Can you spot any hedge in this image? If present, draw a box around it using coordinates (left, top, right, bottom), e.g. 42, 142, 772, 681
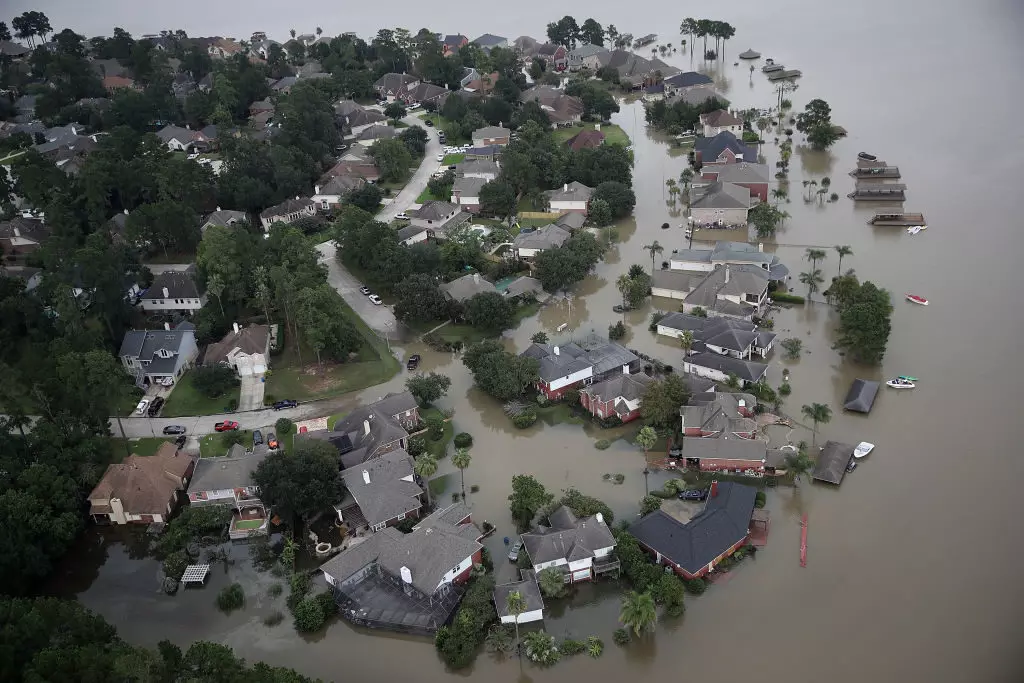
769, 291, 806, 305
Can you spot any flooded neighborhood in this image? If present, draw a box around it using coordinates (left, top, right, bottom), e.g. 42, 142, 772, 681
5, 0, 1024, 682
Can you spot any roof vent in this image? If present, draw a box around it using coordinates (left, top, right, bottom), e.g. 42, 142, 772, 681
400, 566, 412, 584
362, 469, 370, 485
596, 512, 604, 524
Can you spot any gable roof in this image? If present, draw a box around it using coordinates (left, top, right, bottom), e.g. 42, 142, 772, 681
665, 71, 714, 88
694, 131, 757, 162
521, 505, 615, 564
701, 109, 744, 127
683, 265, 771, 313
565, 129, 605, 150
202, 209, 248, 229
357, 124, 397, 141
0, 218, 49, 245
440, 273, 496, 302
512, 223, 571, 251
844, 379, 880, 413
494, 573, 544, 617
473, 126, 510, 140
812, 441, 856, 485
118, 322, 196, 374
453, 176, 487, 196
522, 342, 638, 382
698, 162, 770, 185
568, 43, 608, 59
341, 449, 422, 527
377, 524, 481, 595
629, 481, 755, 575
555, 212, 586, 230
545, 181, 594, 202
672, 85, 728, 107
414, 200, 459, 221
260, 197, 314, 219
327, 392, 418, 467
685, 352, 767, 383
205, 324, 270, 364
454, 159, 499, 176
580, 372, 655, 407
374, 72, 418, 94
188, 449, 268, 494
145, 268, 202, 300
473, 34, 507, 47
89, 443, 193, 515
689, 181, 752, 210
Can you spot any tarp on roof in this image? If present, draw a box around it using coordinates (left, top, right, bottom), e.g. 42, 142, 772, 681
843, 379, 880, 413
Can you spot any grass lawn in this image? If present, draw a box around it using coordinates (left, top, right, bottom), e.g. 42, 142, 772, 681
442, 153, 465, 165
419, 406, 454, 459
416, 187, 445, 203
116, 390, 146, 418
553, 123, 630, 147
536, 402, 587, 427
264, 299, 399, 402
161, 371, 241, 418
199, 431, 253, 458
409, 300, 540, 344
108, 437, 173, 461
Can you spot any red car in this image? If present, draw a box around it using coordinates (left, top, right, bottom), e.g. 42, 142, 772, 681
214, 421, 239, 432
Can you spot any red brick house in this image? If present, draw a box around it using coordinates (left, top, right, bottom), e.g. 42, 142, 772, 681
629, 481, 756, 579
88, 443, 195, 524
521, 341, 640, 400
579, 372, 655, 423
678, 391, 768, 473
441, 34, 469, 57
698, 162, 770, 202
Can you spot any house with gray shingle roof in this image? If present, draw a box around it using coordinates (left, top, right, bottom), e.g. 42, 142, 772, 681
512, 223, 570, 259
471, 126, 511, 147
688, 181, 752, 226
683, 351, 768, 386
700, 109, 744, 137
567, 43, 609, 71
669, 241, 789, 282
411, 200, 470, 237
259, 197, 315, 231
337, 449, 423, 531
440, 272, 496, 303
521, 341, 640, 399
696, 162, 770, 202
472, 34, 508, 51
520, 505, 616, 583
579, 371, 655, 423
494, 571, 545, 624
544, 181, 593, 214
450, 176, 487, 212
373, 72, 420, 100
201, 209, 248, 233
140, 267, 206, 314
657, 311, 776, 356
119, 321, 199, 386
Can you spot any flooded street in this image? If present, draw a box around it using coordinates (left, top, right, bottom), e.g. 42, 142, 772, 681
40, 0, 1024, 680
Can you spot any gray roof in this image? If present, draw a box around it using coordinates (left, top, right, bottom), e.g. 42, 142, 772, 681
555, 212, 586, 230
331, 392, 418, 466
694, 131, 757, 163
472, 126, 510, 140
671, 242, 788, 281
689, 181, 751, 210
454, 159, 500, 176
260, 197, 313, 219
205, 324, 270, 364
188, 450, 268, 494
319, 528, 404, 583
440, 273, 496, 302
677, 435, 766, 463
0, 217, 49, 244
686, 352, 767, 383
397, 224, 427, 242
144, 267, 202, 300
357, 124, 397, 141
701, 109, 743, 127
473, 34, 507, 47
271, 76, 298, 91
118, 323, 195, 375
812, 441, 856, 485
739, 49, 761, 59
319, 174, 365, 195
651, 269, 700, 293
0, 40, 30, 57
373, 391, 419, 417
521, 506, 615, 565
629, 481, 756, 575
568, 43, 608, 59
580, 372, 655, 407
503, 276, 545, 299
684, 265, 770, 312
697, 162, 770, 185
494, 574, 544, 618
545, 181, 594, 202
378, 523, 481, 595
522, 341, 638, 382
512, 224, 570, 251
844, 379, 880, 413
415, 502, 481, 543
665, 71, 714, 88
202, 209, 248, 229
672, 85, 728, 107
340, 449, 422, 527
155, 125, 195, 146
453, 176, 487, 196
414, 200, 460, 222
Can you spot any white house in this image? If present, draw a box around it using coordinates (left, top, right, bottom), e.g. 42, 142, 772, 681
656, 312, 777, 359
520, 506, 617, 583
700, 109, 745, 138
312, 176, 365, 210
567, 43, 608, 71
155, 124, 196, 152
204, 323, 271, 376
544, 181, 593, 215
139, 267, 206, 314
260, 197, 315, 232
119, 321, 200, 386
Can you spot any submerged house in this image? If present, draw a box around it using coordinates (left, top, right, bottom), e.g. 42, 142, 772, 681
520, 506, 618, 583
89, 443, 195, 525
578, 372, 655, 423
520, 341, 640, 400
297, 392, 420, 468
843, 379, 880, 413
335, 449, 423, 533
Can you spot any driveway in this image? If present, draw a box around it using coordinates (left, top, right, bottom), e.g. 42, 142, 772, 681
315, 241, 398, 338
238, 375, 265, 412
375, 112, 443, 222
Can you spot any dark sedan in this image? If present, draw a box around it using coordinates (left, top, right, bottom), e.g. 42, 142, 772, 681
162, 425, 186, 435
406, 354, 421, 371
147, 396, 165, 417
273, 399, 298, 410
678, 488, 709, 501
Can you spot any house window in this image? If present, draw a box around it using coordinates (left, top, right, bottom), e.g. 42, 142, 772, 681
397, 512, 406, 521
372, 522, 385, 531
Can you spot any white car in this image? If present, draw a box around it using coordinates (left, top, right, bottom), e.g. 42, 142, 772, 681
135, 399, 150, 415
395, 212, 410, 221
368, 294, 383, 305
436, 154, 444, 162
187, 152, 199, 160
160, 376, 175, 387
407, 102, 421, 110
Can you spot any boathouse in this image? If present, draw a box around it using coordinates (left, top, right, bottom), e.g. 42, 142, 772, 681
811, 441, 857, 485
843, 379, 880, 413
848, 183, 907, 201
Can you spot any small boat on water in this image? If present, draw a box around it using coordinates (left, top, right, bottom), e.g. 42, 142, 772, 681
853, 442, 875, 459
846, 459, 858, 473
905, 294, 928, 306
858, 152, 877, 161
886, 378, 916, 389
907, 226, 922, 235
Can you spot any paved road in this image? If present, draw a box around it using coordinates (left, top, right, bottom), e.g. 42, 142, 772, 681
315, 241, 398, 338
375, 112, 444, 222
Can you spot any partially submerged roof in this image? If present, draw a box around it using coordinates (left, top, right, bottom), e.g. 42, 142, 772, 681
685, 352, 768, 383
689, 181, 751, 210
521, 506, 615, 565
494, 573, 544, 618
844, 379, 880, 413
812, 441, 856, 485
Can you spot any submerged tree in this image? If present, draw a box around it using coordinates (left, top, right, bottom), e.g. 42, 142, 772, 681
619, 590, 657, 635
801, 403, 832, 445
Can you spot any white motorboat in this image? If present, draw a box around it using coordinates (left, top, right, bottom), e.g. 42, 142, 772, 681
886, 378, 915, 389
907, 226, 921, 235
853, 442, 875, 459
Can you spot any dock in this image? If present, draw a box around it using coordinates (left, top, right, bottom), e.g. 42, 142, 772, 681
849, 166, 901, 180
766, 69, 802, 81
799, 515, 808, 567
762, 63, 785, 73
868, 211, 926, 227
848, 182, 906, 201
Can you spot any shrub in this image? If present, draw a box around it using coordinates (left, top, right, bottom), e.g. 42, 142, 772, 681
613, 628, 631, 645
649, 489, 674, 499
586, 636, 604, 657
769, 291, 806, 305
216, 583, 245, 612
292, 597, 326, 632
684, 578, 707, 595
268, 583, 284, 597
263, 611, 284, 626
608, 320, 627, 340
755, 491, 767, 508
641, 495, 666, 514
561, 488, 614, 522
407, 434, 427, 456
613, 473, 625, 484
224, 398, 239, 412
512, 408, 537, 429
315, 590, 338, 617
191, 364, 240, 398
595, 439, 611, 450
562, 388, 580, 406
275, 417, 294, 436
535, 393, 548, 406
425, 412, 444, 440
560, 638, 586, 655
162, 550, 188, 580
453, 432, 473, 448
778, 382, 792, 397
523, 631, 560, 665
469, 484, 480, 493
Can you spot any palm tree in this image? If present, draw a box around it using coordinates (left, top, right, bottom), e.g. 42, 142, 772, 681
719, 22, 736, 56
289, 28, 297, 39
784, 446, 814, 485
315, 26, 323, 37
619, 590, 657, 636
635, 425, 657, 462
678, 330, 694, 357
506, 590, 527, 657
799, 269, 824, 301
414, 454, 438, 509
616, 273, 631, 320
834, 245, 853, 276
537, 566, 567, 598
804, 179, 818, 202
771, 188, 787, 206
485, 624, 514, 653
801, 403, 832, 445
451, 447, 471, 500
805, 248, 827, 272
644, 240, 664, 273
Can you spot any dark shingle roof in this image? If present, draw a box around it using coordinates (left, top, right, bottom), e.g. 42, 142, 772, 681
521, 506, 615, 565
685, 352, 767, 383
188, 450, 268, 493
144, 268, 202, 300
812, 441, 856, 485
340, 449, 422, 527
665, 71, 714, 88
844, 379, 880, 413
494, 573, 544, 617
694, 131, 758, 163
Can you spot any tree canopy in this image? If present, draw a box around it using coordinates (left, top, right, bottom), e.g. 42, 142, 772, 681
533, 232, 604, 292
253, 440, 343, 522
462, 340, 539, 400
833, 278, 893, 364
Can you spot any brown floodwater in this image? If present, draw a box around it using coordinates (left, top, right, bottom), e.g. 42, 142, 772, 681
43, 1, 1024, 681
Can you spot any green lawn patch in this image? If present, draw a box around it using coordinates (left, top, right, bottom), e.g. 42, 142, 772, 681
116, 389, 146, 418
536, 402, 587, 426
264, 298, 399, 402
419, 406, 454, 459
416, 187, 444, 203
128, 437, 176, 457
442, 153, 465, 165
553, 123, 630, 147
200, 431, 253, 459
161, 370, 241, 418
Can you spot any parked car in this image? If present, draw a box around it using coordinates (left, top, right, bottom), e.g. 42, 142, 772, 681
135, 399, 150, 415
507, 539, 524, 562
407, 354, 421, 371
147, 396, 165, 417
435, 154, 444, 162
448, 165, 457, 170
424, 119, 434, 127
215, 420, 239, 432
395, 212, 410, 220
368, 294, 383, 305
267, 433, 279, 449
160, 376, 174, 387
253, 430, 264, 446
359, 286, 371, 295
162, 425, 186, 435
174, 435, 187, 448
273, 399, 298, 410
678, 488, 709, 501
407, 102, 421, 110
187, 152, 199, 160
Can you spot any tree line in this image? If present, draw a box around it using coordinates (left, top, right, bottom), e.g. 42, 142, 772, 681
679, 18, 737, 59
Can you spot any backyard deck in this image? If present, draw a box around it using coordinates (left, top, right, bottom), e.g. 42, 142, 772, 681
333, 572, 464, 636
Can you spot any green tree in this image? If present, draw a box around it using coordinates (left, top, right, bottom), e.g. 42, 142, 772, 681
533, 232, 604, 292
619, 590, 657, 636
405, 372, 452, 406
799, 268, 824, 301
579, 18, 605, 46
592, 181, 636, 218
834, 280, 893, 364
463, 291, 515, 332
451, 447, 471, 500
588, 197, 612, 227
384, 101, 407, 121
801, 403, 832, 445
644, 240, 664, 273
414, 453, 439, 509
780, 337, 803, 360
805, 247, 827, 271
834, 245, 853, 276
369, 138, 413, 183
506, 590, 527, 657
462, 340, 540, 400
478, 180, 517, 218
295, 285, 361, 364
749, 201, 784, 239
508, 474, 553, 530
531, 331, 549, 344
639, 494, 663, 516
784, 444, 814, 485
640, 374, 690, 428
635, 425, 657, 460
678, 330, 695, 357
393, 274, 450, 323
538, 566, 567, 598
253, 440, 342, 522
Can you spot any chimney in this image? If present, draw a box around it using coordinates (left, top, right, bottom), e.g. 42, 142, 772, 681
216, 206, 221, 212
314, 185, 321, 195
164, 322, 171, 331
162, 287, 170, 298
711, 480, 719, 498
758, 242, 764, 252
622, 364, 629, 374
596, 512, 604, 524
12, 227, 19, 238
563, 183, 568, 192
725, 265, 730, 284
232, 322, 239, 334
553, 346, 560, 356
363, 419, 371, 435
295, 196, 300, 201
123, 208, 129, 215
473, 273, 480, 284
400, 566, 413, 584
362, 469, 371, 485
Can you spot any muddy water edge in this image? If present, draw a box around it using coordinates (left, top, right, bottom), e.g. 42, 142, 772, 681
47, 1, 1024, 681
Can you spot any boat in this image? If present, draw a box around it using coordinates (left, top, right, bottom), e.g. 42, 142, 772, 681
858, 152, 877, 161
905, 294, 928, 306
846, 459, 858, 473
898, 375, 918, 381
886, 378, 916, 389
853, 442, 875, 459
907, 226, 922, 235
